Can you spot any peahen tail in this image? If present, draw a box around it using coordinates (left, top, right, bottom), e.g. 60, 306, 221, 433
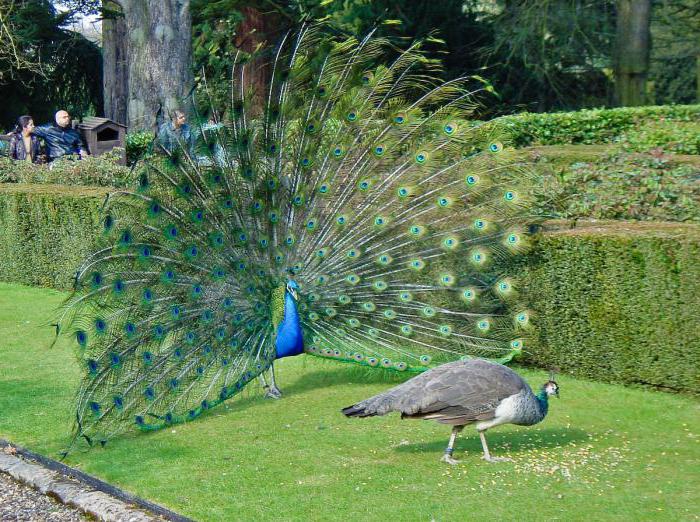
57, 24, 535, 447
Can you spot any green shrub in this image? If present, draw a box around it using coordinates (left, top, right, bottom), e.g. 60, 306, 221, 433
125, 131, 155, 165
0, 150, 132, 187
1, 184, 697, 392
0, 184, 110, 288
619, 120, 700, 155
530, 150, 700, 222
517, 222, 700, 394
500, 104, 700, 148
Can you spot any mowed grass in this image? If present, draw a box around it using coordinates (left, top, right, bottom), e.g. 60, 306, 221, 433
0, 282, 698, 521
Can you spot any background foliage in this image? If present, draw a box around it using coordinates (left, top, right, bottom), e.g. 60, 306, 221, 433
4, 0, 697, 129
0, 0, 102, 129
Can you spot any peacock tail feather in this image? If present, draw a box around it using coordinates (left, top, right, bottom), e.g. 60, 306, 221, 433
58, 25, 535, 447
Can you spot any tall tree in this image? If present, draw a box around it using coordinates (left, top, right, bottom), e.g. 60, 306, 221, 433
124, 0, 193, 130
0, 0, 101, 129
483, 0, 615, 112
614, 0, 651, 106
102, 1, 128, 124
650, 0, 700, 104
99, 0, 193, 131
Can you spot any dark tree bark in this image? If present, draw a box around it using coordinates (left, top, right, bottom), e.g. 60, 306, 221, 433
103, 0, 193, 131
614, 0, 652, 106
234, 5, 284, 115
102, 1, 128, 125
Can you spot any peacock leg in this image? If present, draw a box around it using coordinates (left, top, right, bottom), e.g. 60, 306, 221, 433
440, 426, 463, 465
479, 430, 512, 463
264, 364, 282, 399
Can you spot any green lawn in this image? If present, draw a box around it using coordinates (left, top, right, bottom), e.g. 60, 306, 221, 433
0, 282, 698, 521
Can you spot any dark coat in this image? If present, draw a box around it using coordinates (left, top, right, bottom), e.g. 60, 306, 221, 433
8, 133, 45, 164
32, 124, 86, 162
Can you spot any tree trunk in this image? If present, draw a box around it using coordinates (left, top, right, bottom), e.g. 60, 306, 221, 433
234, 6, 283, 115
102, 1, 128, 125
614, 0, 651, 106
120, 0, 193, 132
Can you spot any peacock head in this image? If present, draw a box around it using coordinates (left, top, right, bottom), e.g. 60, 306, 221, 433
542, 380, 559, 399
286, 279, 299, 301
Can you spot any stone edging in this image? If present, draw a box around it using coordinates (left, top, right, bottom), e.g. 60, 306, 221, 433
0, 439, 194, 522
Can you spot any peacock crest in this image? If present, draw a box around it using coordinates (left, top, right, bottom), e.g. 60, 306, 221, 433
57, 25, 536, 447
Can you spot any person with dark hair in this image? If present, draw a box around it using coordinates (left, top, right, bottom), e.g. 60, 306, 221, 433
157, 109, 195, 157
8, 115, 45, 164
32, 110, 89, 163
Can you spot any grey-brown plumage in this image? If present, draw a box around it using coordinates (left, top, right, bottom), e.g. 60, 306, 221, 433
342, 359, 559, 464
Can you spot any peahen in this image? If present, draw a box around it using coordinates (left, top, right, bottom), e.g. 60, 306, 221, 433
56, 25, 536, 448
342, 359, 559, 464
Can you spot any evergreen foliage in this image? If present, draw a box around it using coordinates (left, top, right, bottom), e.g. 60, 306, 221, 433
517, 222, 700, 393
0, 0, 102, 129
500, 104, 700, 147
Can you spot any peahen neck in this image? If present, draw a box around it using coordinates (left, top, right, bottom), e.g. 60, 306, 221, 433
534, 387, 550, 420
273, 284, 304, 359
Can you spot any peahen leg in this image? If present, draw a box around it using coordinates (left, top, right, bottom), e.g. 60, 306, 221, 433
265, 364, 282, 399
479, 430, 512, 463
440, 426, 464, 465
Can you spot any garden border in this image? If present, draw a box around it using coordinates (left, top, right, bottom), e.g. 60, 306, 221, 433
0, 438, 193, 522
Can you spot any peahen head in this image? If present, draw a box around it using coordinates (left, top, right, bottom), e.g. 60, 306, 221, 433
542, 380, 560, 399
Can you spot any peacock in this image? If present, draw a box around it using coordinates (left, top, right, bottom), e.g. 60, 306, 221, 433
56, 25, 536, 449
342, 359, 559, 464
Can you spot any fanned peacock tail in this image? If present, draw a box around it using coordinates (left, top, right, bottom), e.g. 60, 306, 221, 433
58, 25, 536, 447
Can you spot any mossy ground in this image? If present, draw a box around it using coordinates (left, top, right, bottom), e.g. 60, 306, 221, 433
0, 282, 698, 521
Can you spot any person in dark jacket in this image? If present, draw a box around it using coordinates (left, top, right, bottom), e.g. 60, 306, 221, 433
157, 109, 195, 157
32, 110, 89, 163
8, 115, 45, 164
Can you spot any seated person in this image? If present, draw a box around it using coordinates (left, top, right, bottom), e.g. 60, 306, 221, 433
9, 115, 45, 164
32, 110, 89, 162
157, 109, 195, 157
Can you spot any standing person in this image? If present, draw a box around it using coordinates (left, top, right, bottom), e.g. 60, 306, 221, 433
8, 115, 45, 164
157, 109, 195, 157
32, 110, 89, 163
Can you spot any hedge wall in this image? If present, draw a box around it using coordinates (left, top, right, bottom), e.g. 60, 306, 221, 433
0, 184, 698, 393
499, 104, 700, 148
0, 184, 110, 288
518, 222, 699, 394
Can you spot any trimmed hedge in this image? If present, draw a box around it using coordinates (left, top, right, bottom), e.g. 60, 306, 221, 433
0, 184, 110, 288
500, 104, 700, 148
518, 222, 699, 394
0, 151, 132, 187
0, 185, 698, 393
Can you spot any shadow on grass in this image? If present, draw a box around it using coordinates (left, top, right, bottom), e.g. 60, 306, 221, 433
394, 427, 590, 455
283, 363, 413, 396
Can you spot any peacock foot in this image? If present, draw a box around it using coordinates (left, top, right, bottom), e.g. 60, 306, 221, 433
482, 456, 513, 463
440, 454, 461, 465
265, 385, 282, 399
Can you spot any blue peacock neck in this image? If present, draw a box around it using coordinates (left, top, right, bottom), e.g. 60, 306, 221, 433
274, 285, 304, 359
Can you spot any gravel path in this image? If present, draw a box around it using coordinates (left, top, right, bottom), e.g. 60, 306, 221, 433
0, 471, 87, 521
